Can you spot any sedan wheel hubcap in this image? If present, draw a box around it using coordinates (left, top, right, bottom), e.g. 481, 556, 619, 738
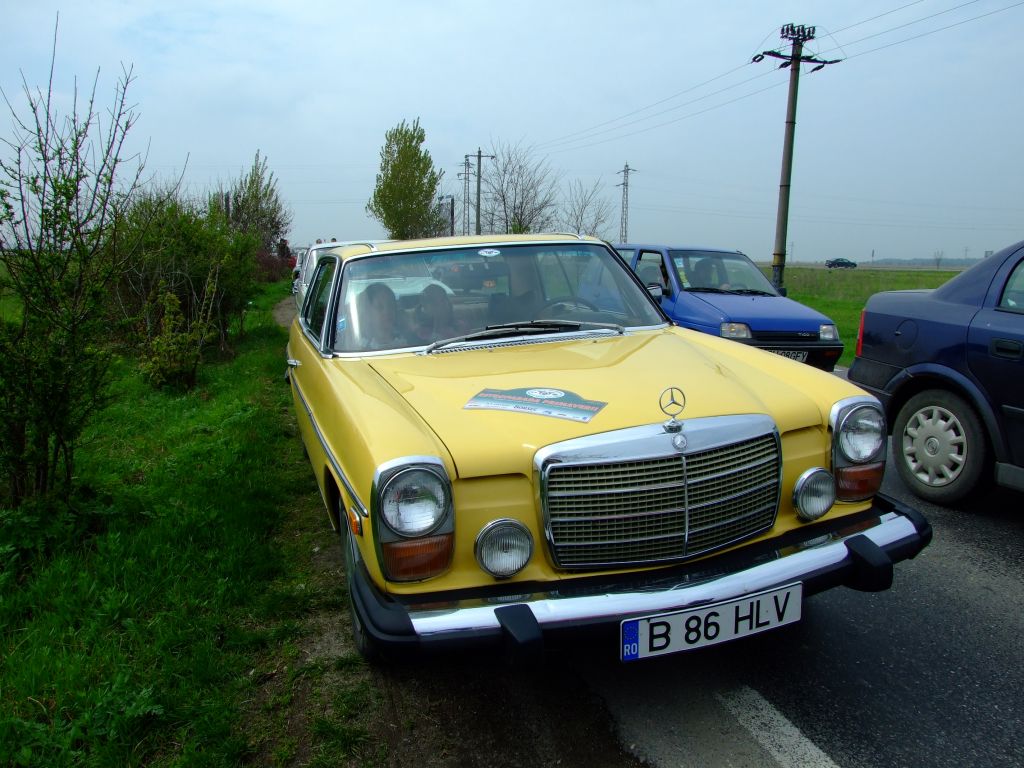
902, 404, 967, 487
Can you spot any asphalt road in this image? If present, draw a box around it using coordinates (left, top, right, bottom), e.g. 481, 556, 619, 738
567, 447, 1024, 768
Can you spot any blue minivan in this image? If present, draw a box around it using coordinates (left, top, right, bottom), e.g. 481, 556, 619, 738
616, 244, 843, 371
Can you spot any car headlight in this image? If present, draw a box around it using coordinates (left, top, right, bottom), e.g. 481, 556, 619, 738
830, 398, 887, 502
475, 519, 533, 579
379, 466, 450, 537
720, 322, 752, 339
793, 468, 836, 521
837, 404, 885, 463
819, 324, 838, 341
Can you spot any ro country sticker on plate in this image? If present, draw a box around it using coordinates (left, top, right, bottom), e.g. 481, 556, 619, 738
464, 387, 607, 423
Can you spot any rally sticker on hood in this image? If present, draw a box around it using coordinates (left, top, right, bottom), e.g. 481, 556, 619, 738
464, 387, 607, 423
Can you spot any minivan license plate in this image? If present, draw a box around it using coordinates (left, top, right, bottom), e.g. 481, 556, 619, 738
769, 349, 808, 361
620, 584, 802, 661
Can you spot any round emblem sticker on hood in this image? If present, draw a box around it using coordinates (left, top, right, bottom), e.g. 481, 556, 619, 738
526, 388, 565, 399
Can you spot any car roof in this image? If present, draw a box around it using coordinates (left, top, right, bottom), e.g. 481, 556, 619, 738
615, 243, 744, 256
332, 233, 604, 261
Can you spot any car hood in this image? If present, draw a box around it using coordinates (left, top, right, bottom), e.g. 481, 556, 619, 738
366, 329, 829, 479
677, 292, 834, 332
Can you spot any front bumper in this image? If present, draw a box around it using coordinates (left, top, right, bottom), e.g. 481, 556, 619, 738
349, 493, 931, 656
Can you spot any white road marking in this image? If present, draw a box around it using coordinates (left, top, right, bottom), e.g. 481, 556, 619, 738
716, 685, 840, 768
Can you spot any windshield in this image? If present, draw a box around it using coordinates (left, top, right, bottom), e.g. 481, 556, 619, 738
333, 243, 664, 352
668, 250, 777, 294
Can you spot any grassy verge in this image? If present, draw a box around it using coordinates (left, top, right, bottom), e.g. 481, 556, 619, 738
781, 267, 959, 367
0, 280, 385, 766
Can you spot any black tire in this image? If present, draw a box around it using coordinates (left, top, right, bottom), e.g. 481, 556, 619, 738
338, 500, 379, 661
893, 389, 988, 505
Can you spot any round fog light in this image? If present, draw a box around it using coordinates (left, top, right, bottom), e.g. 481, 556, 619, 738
475, 519, 533, 579
793, 468, 836, 521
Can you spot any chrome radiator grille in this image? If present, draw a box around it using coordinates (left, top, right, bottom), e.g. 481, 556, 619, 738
543, 433, 780, 569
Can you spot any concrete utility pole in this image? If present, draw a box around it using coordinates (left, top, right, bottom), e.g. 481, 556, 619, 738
754, 24, 838, 291
472, 147, 495, 235
617, 163, 635, 243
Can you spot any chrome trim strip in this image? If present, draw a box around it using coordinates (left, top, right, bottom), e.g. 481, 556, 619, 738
289, 371, 368, 517
408, 512, 917, 635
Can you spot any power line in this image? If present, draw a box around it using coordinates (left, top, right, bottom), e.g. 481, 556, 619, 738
533, 61, 753, 150
538, 69, 777, 151
837, 0, 1024, 60
532, 0, 1020, 158
546, 81, 785, 156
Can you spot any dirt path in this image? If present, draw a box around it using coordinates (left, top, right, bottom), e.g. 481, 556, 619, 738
273, 295, 297, 328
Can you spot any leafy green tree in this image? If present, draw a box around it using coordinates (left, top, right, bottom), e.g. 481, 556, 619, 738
211, 150, 292, 257
0, 47, 145, 506
366, 118, 446, 239
113, 187, 259, 363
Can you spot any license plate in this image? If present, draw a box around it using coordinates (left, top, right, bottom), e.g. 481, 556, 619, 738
768, 349, 808, 361
620, 584, 802, 661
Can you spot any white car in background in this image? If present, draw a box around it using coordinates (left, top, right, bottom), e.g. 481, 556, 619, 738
294, 240, 387, 310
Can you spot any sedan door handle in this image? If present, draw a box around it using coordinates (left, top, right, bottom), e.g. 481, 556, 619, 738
990, 339, 1022, 360
286, 359, 302, 368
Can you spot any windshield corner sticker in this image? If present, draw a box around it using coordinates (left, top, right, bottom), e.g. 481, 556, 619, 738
478, 248, 501, 257
464, 387, 606, 423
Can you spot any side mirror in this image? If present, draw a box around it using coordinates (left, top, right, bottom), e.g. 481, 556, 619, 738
647, 284, 664, 300
777, 286, 788, 297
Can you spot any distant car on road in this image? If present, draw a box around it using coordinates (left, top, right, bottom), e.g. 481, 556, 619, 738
849, 240, 1024, 504
826, 258, 858, 269
616, 244, 843, 371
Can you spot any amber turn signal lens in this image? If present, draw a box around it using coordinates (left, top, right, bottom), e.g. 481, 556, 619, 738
836, 462, 885, 501
382, 534, 453, 582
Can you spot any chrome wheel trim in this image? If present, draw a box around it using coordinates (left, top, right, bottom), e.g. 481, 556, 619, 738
901, 404, 968, 487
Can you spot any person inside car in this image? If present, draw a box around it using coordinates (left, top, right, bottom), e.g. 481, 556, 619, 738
410, 284, 462, 343
355, 282, 405, 350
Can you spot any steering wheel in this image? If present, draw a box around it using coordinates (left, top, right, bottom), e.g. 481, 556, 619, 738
537, 296, 599, 315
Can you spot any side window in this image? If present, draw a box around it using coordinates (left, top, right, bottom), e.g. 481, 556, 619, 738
999, 259, 1024, 312
635, 252, 668, 290
302, 258, 338, 343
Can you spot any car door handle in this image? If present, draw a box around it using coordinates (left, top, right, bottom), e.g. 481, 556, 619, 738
286, 358, 302, 368
990, 339, 1022, 360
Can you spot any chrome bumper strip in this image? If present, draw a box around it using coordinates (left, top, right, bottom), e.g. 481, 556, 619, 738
408, 512, 918, 636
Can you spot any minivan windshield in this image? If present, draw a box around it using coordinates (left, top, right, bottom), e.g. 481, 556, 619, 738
669, 250, 778, 295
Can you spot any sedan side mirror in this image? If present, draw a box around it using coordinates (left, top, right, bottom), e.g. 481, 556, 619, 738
647, 284, 664, 300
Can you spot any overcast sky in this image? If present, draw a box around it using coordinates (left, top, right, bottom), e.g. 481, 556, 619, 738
3, 0, 1022, 262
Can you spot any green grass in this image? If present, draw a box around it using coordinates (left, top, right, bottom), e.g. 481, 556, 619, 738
0, 279, 384, 767
777, 267, 959, 367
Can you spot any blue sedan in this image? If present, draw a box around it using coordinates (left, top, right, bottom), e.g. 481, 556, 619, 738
849, 240, 1024, 504
616, 244, 843, 371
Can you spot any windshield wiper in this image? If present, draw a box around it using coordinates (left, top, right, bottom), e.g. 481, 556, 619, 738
729, 288, 777, 296
424, 319, 623, 354
684, 286, 733, 294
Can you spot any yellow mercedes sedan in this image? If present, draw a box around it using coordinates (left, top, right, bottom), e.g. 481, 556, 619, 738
286, 234, 931, 662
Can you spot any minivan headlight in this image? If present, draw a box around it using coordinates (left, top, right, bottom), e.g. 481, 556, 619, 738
720, 322, 752, 339
819, 324, 838, 341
